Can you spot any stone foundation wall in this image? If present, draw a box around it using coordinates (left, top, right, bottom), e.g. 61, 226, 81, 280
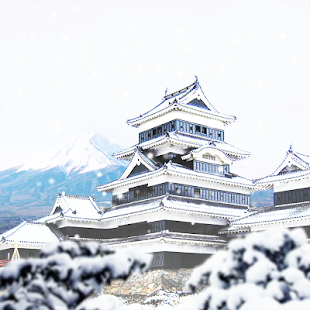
103, 268, 193, 298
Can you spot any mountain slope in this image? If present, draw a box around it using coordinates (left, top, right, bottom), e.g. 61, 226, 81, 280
17, 133, 125, 174
0, 133, 127, 222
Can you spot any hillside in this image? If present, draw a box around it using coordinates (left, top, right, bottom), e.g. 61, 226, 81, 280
0, 133, 127, 233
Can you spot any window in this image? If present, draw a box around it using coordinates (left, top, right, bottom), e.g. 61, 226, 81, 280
202, 127, 207, 135
195, 125, 201, 133
194, 188, 200, 198
203, 154, 216, 161
152, 128, 156, 136
158, 127, 162, 135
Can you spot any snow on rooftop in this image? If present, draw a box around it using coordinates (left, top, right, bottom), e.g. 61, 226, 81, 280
127, 79, 236, 126
114, 131, 250, 160
98, 160, 254, 193
256, 147, 310, 186
1, 222, 60, 244
53, 193, 102, 220
166, 162, 254, 187
101, 195, 248, 221
229, 202, 310, 226
256, 169, 310, 185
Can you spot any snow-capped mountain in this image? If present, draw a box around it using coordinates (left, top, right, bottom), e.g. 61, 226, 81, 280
0, 133, 127, 232
17, 133, 126, 174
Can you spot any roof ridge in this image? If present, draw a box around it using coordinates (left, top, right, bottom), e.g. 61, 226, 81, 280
3, 221, 27, 239
163, 80, 196, 100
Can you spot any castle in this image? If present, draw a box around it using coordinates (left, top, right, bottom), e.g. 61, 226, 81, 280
1, 78, 309, 268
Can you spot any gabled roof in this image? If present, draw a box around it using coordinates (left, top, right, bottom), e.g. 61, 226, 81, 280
97, 161, 255, 193
0, 222, 61, 245
181, 140, 250, 162
119, 147, 159, 180
114, 131, 250, 161
49, 193, 102, 220
127, 78, 236, 127
255, 146, 310, 187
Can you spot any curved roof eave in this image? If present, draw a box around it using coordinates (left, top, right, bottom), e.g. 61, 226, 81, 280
127, 103, 236, 127
97, 162, 255, 192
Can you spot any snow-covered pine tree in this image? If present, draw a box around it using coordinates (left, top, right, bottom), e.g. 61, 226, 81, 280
0, 242, 151, 310
185, 228, 310, 310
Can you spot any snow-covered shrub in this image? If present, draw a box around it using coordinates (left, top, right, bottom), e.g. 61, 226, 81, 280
144, 290, 179, 307
0, 242, 152, 310
186, 228, 310, 310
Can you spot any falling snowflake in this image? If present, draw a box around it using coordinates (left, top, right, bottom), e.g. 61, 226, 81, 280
48, 178, 55, 185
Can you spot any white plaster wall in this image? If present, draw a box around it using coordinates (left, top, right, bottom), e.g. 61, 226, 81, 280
194, 151, 232, 165
137, 110, 225, 132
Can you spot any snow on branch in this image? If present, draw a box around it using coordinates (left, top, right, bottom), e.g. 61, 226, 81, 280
185, 228, 310, 310
0, 242, 152, 310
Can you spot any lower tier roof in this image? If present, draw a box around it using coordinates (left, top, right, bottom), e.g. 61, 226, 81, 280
72, 230, 226, 246
37, 194, 249, 227
0, 222, 63, 247
114, 131, 250, 161
222, 201, 310, 234
97, 161, 255, 192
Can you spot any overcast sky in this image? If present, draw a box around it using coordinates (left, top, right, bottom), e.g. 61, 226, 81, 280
0, 0, 309, 179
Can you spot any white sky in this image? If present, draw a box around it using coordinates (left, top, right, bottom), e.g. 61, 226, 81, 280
0, 0, 309, 179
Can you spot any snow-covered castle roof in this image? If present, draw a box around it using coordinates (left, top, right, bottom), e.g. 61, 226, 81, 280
256, 145, 310, 188
127, 78, 237, 127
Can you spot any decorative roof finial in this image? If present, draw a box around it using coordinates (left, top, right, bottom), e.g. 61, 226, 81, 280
164, 87, 168, 96
289, 143, 293, 153
194, 75, 199, 84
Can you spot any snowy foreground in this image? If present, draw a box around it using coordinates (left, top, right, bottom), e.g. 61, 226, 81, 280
1, 229, 310, 309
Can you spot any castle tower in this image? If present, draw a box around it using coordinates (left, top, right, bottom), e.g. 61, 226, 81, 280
223, 146, 310, 238
97, 78, 254, 268
258, 145, 310, 207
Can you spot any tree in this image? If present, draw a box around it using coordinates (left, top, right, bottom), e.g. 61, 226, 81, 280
0, 242, 151, 310
185, 228, 310, 310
